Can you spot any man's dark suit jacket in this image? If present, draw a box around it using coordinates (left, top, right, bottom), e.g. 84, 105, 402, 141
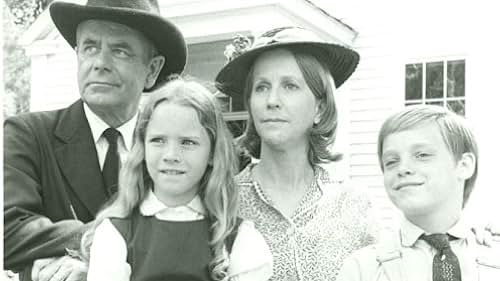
4, 100, 111, 274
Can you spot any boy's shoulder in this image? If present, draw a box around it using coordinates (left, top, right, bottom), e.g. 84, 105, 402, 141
476, 241, 500, 268
346, 229, 401, 264
337, 243, 382, 281
474, 241, 500, 280
338, 229, 407, 281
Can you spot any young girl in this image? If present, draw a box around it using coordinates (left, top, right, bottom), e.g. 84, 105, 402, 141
82, 76, 272, 281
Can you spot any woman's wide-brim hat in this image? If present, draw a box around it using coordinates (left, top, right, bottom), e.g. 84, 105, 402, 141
49, 0, 187, 91
216, 26, 360, 97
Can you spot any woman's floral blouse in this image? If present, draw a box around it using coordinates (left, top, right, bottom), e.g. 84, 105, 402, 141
237, 164, 377, 281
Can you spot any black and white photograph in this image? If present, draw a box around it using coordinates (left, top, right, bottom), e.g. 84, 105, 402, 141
3, 0, 500, 280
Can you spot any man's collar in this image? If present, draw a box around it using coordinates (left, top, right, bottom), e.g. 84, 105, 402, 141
83, 103, 138, 151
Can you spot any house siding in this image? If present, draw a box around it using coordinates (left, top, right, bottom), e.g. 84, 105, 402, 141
29, 44, 79, 112
312, 1, 403, 231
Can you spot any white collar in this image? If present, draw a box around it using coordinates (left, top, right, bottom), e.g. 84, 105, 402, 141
400, 215, 472, 247
140, 190, 206, 221
83, 102, 137, 151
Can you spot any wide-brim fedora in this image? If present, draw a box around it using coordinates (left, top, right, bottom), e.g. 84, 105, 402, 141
216, 26, 360, 97
49, 0, 187, 92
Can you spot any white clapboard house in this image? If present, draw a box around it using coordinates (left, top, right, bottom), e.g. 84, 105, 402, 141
19, 0, 500, 230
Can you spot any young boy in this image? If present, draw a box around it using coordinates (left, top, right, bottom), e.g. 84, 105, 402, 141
338, 105, 500, 281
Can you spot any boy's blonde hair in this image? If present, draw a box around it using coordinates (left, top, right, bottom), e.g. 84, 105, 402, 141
82, 76, 239, 280
377, 104, 478, 206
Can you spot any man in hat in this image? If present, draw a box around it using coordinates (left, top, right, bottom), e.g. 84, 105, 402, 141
3, 1, 187, 280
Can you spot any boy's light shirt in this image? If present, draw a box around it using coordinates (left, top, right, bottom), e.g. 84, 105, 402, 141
87, 191, 273, 281
84, 103, 137, 169
398, 216, 482, 281
338, 215, 485, 281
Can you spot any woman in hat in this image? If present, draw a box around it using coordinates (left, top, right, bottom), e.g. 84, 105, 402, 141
216, 26, 377, 280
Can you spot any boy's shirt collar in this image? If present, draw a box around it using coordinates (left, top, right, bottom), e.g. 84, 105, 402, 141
140, 189, 206, 221
400, 215, 471, 247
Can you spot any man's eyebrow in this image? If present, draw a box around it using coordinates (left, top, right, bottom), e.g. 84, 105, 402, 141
110, 42, 133, 50
79, 38, 98, 45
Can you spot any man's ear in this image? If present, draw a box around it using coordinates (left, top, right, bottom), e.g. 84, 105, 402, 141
145, 55, 166, 89
457, 152, 476, 180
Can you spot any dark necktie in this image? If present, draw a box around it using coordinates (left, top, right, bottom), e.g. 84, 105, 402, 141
421, 233, 462, 281
102, 128, 120, 196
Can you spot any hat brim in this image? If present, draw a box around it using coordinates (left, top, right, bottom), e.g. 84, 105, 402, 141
49, 2, 187, 91
215, 41, 359, 97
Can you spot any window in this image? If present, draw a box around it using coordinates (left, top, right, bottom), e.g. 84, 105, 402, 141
182, 39, 251, 137
405, 59, 465, 115
215, 92, 248, 138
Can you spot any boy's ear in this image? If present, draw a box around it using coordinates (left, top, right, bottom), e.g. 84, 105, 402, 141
457, 152, 476, 180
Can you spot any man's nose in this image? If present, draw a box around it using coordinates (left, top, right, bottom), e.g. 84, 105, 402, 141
92, 49, 112, 72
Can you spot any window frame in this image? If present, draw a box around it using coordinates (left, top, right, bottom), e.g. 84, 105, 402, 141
404, 56, 466, 115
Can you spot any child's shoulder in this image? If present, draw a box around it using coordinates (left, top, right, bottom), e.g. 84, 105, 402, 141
230, 218, 269, 258
338, 232, 402, 281
344, 230, 402, 267
107, 211, 141, 241
476, 241, 500, 269
231, 219, 259, 245
227, 219, 273, 281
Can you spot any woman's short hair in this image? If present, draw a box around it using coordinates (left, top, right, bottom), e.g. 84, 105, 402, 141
238, 46, 342, 165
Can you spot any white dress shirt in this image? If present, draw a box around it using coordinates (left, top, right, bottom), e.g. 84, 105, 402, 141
87, 191, 273, 281
83, 103, 137, 169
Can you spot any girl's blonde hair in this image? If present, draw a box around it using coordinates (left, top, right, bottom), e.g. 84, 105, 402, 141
81, 75, 239, 280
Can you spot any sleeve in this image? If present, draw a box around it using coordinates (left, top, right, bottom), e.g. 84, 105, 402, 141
87, 219, 131, 281
336, 254, 363, 281
337, 245, 385, 281
227, 220, 273, 281
3, 116, 90, 270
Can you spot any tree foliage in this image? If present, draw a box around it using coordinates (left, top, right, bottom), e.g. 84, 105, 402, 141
5, 0, 53, 28
3, 0, 53, 117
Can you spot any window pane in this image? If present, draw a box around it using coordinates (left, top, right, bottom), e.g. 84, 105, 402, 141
405, 63, 423, 100
426, 61, 444, 99
447, 60, 465, 98
231, 94, 246, 112
447, 100, 465, 116
405, 101, 422, 107
184, 39, 233, 81
216, 96, 230, 112
226, 120, 247, 138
